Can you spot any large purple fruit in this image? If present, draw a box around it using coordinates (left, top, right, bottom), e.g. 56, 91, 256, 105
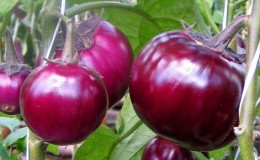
129, 31, 244, 151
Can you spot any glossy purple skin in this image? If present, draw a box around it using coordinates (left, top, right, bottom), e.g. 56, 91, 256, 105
20, 62, 108, 145
142, 136, 194, 160
129, 31, 245, 151
78, 20, 133, 108
0, 69, 30, 114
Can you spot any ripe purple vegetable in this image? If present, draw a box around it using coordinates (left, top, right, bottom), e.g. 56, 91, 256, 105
129, 30, 244, 151
0, 69, 30, 114
77, 20, 133, 108
20, 62, 108, 145
48, 19, 133, 108
0, 28, 31, 115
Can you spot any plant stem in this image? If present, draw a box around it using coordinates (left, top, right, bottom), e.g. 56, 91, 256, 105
200, 0, 220, 34
117, 119, 143, 142
61, 19, 75, 63
206, 15, 249, 52
236, 1, 260, 160
65, 1, 162, 33
108, 119, 143, 159
4, 28, 20, 64
28, 130, 47, 160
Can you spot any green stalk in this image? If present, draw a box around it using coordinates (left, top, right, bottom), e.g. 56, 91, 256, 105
117, 120, 143, 143
65, 1, 162, 33
28, 130, 48, 160
108, 120, 143, 159
236, 1, 260, 160
200, 0, 220, 34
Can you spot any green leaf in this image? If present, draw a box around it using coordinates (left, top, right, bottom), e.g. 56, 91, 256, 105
9, 152, 19, 160
0, 112, 16, 118
74, 125, 118, 160
196, 0, 213, 24
103, 8, 160, 57
66, 0, 196, 56
137, 0, 195, 30
3, 127, 28, 146
0, 0, 19, 17
67, 0, 137, 7
0, 143, 9, 160
106, 0, 196, 55
113, 94, 156, 159
213, 10, 223, 24
15, 137, 26, 152
194, 0, 211, 34
213, 0, 224, 11
20, 0, 32, 12
20, 0, 44, 12
116, 94, 141, 135
110, 124, 156, 160
0, 117, 20, 132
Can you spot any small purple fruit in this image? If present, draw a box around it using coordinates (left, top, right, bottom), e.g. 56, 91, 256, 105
0, 28, 31, 115
142, 136, 195, 160
0, 69, 30, 114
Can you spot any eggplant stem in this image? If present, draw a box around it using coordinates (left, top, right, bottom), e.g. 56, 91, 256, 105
4, 28, 20, 65
61, 19, 75, 63
206, 15, 249, 52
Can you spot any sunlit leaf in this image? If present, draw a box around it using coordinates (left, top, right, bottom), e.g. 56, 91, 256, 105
65, 0, 195, 56
110, 124, 156, 160
112, 94, 156, 159
213, 10, 223, 24
0, 117, 20, 132
3, 127, 28, 146
74, 125, 118, 160
116, 94, 141, 135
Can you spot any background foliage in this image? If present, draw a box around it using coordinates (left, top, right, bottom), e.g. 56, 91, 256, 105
0, 0, 251, 160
